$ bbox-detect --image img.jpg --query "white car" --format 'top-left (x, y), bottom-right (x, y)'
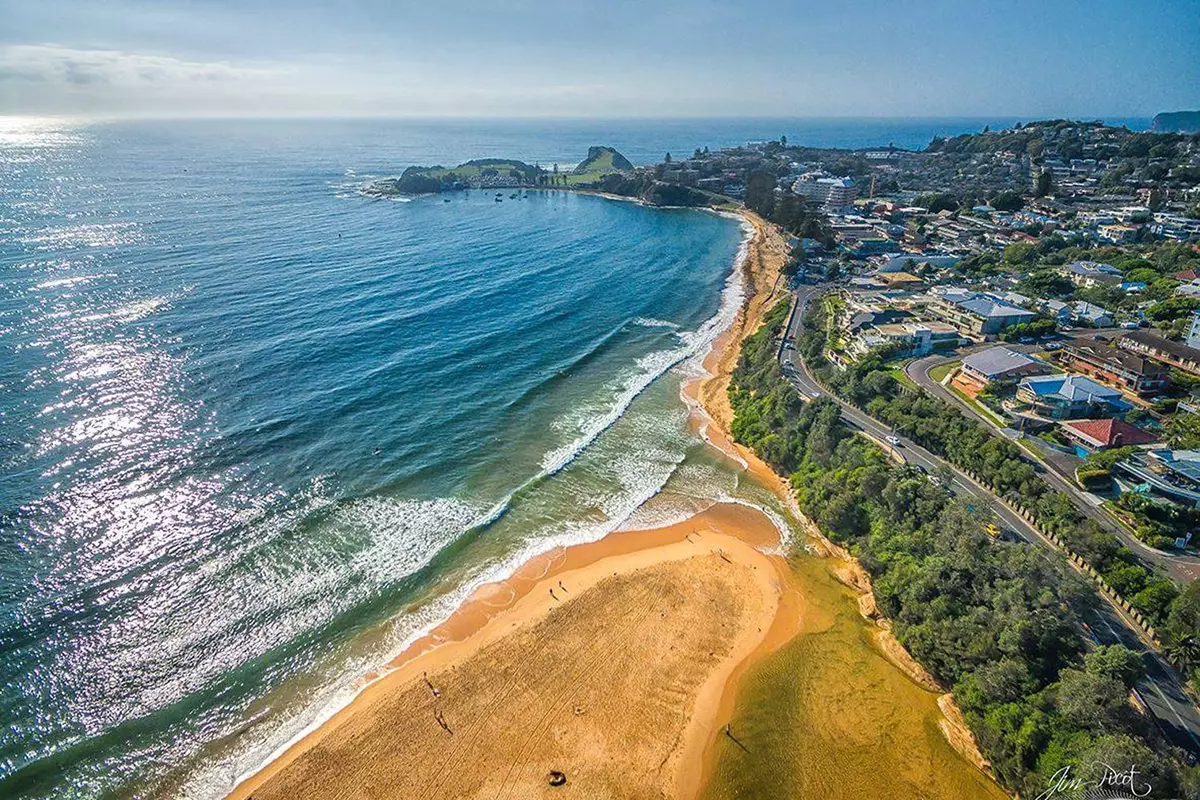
top-left (886, 435), bottom-right (901, 446)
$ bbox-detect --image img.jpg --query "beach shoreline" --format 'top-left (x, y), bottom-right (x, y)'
top-left (224, 202), bottom-right (782, 800)
top-left (223, 203), bottom-right (999, 800)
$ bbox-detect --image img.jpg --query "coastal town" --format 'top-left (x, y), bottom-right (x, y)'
top-left (358, 117), bottom-right (1200, 797)
top-left (380, 120), bottom-right (1200, 554)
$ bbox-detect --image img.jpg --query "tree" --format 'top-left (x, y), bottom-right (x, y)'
top-left (1075, 735), bottom-right (1175, 797)
top-left (1083, 645), bottom-right (1143, 688)
top-left (1054, 668), bottom-right (1129, 733)
top-left (743, 171), bottom-right (777, 218)
top-left (1035, 169), bottom-right (1054, 197)
top-left (1166, 634), bottom-right (1200, 675)
top-left (990, 190), bottom-right (1025, 212)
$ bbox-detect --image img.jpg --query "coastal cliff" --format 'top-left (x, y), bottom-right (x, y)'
top-left (1151, 110), bottom-right (1200, 133)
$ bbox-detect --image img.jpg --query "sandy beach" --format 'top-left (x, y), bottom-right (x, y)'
top-left (227, 208), bottom-right (1002, 800)
top-left (227, 505), bottom-right (790, 800)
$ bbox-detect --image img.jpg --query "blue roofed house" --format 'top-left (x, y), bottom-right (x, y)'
top-left (1016, 374), bottom-right (1130, 419)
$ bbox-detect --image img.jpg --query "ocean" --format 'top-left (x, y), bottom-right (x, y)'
top-left (0, 115), bottom-right (1148, 799)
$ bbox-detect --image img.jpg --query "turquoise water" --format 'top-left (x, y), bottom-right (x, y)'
top-left (1, 116), bottom-right (1144, 798)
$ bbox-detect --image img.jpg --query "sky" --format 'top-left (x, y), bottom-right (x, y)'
top-left (0, 0), bottom-right (1197, 119)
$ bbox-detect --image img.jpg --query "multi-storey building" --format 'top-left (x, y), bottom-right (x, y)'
top-left (1056, 337), bottom-right (1169, 395)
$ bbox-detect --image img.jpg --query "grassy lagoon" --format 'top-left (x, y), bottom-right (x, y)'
top-left (702, 553), bottom-right (1006, 800)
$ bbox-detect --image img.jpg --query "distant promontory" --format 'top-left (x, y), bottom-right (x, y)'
top-left (365, 145), bottom-right (727, 208)
top-left (1151, 110), bottom-right (1200, 133)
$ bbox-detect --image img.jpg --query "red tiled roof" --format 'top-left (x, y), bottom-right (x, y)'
top-left (1174, 269), bottom-right (1200, 281)
top-left (1059, 417), bottom-right (1159, 448)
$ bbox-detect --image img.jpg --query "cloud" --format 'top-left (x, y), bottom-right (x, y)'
top-left (0, 44), bottom-right (296, 114)
top-left (0, 44), bottom-right (280, 88)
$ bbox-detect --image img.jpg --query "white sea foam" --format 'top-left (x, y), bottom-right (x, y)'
top-left (207, 211), bottom-right (758, 800)
top-left (630, 316), bottom-right (681, 330)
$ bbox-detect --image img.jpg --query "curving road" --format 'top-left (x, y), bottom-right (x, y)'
top-left (780, 284), bottom-right (1200, 759)
top-left (904, 353), bottom-right (1200, 583)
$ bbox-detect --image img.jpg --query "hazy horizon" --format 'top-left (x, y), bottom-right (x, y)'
top-left (1, 0), bottom-right (1196, 119)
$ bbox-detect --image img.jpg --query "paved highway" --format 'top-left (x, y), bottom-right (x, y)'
top-left (780, 284), bottom-right (1200, 759)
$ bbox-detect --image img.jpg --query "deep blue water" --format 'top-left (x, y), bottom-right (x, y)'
top-left (0, 116), bottom-right (1147, 798)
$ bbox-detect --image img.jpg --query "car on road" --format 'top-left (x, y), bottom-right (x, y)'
top-left (886, 435), bottom-right (901, 446)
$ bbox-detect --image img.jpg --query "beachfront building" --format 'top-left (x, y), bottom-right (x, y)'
top-left (792, 173), bottom-right (858, 209)
top-left (926, 288), bottom-right (1037, 336)
top-left (959, 346), bottom-right (1051, 386)
top-left (1016, 374), bottom-right (1127, 419)
top-left (1055, 337), bottom-right (1169, 395)
top-left (1058, 417), bottom-right (1159, 457)
top-left (1118, 329), bottom-right (1200, 377)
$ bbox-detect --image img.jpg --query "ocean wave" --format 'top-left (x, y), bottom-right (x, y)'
top-left (629, 316), bottom-right (681, 330)
top-left (197, 209), bottom-right (756, 800)
top-left (539, 226), bottom-right (749, 478)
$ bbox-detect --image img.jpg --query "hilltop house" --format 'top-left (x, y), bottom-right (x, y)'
top-left (926, 288), bottom-right (1036, 336)
top-left (1055, 337), bottom-right (1169, 395)
top-left (960, 346), bottom-right (1052, 385)
top-left (847, 321), bottom-right (960, 360)
top-left (1017, 374), bottom-right (1128, 419)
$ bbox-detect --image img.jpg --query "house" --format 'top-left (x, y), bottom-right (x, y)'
top-left (960, 346), bottom-right (1052, 385)
top-left (1058, 418), bottom-right (1159, 456)
top-left (1118, 329), bottom-right (1200, 377)
top-left (1145, 449), bottom-right (1200, 490)
top-left (878, 253), bottom-right (960, 273)
top-left (876, 271), bottom-right (923, 288)
top-left (1174, 269), bottom-right (1200, 282)
top-left (1017, 374), bottom-right (1128, 419)
top-left (1187, 313), bottom-right (1200, 350)
top-left (926, 288), bottom-right (1037, 336)
top-left (1042, 298), bottom-right (1073, 323)
top-left (847, 321), bottom-right (960, 360)
top-left (1099, 223), bottom-right (1139, 244)
top-left (1071, 301), bottom-right (1114, 328)
top-left (1061, 261), bottom-right (1121, 288)
top-left (1056, 337), bottom-right (1169, 395)
top-left (1150, 214), bottom-right (1200, 241)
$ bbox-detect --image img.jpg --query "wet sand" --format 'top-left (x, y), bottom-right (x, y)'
top-left (226, 207), bottom-right (1004, 800)
top-left (227, 504), bottom-right (789, 800)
